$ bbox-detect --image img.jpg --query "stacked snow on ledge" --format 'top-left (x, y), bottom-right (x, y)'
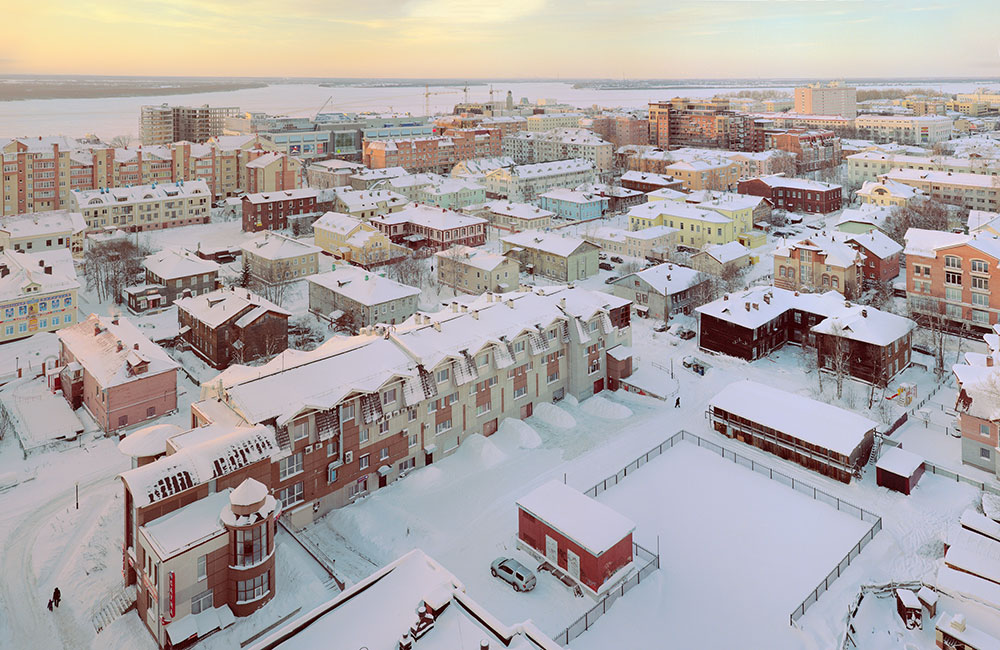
top-left (493, 418), bottom-right (543, 449)
top-left (580, 394), bottom-right (633, 420)
top-left (531, 403), bottom-right (576, 429)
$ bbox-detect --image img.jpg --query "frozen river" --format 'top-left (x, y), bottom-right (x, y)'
top-left (0, 79), bottom-right (995, 141)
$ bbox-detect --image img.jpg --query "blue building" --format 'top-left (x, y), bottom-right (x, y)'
top-left (538, 189), bottom-right (608, 221)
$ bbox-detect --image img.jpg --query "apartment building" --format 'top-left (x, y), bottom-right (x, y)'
top-left (771, 129), bottom-right (842, 173)
top-left (525, 112), bottom-right (584, 131)
top-left (855, 115), bottom-right (953, 145)
top-left (483, 159), bottom-right (596, 202)
top-left (953, 330), bottom-right (1000, 475)
top-left (583, 225), bottom-right (677, 261)
top-left (363, 129), bottom-right (502, 174)
top-left (590, 113), bottom-right (650, 148)
top-left (609, 263), bottom-right (706, 320)
top-left (628, 191), bottom-right (760, 249)
top-left (312, 212), bottom-right (409, 268)
top-left (880, 169), bottom-right (1000, 212)
top-left (308, 266), bottom-right (420, 327)
top-left (0, 209), bottom-right (86, 257)
top-left (845, 230), bottom-right (903, 286)
top-left (690, 241), bottom-right (751, 276)
top-left (856, 179), bottom-right (922, 207)
top-left (320, 187), bottom-right (409, 220)
top-left (501, 128), bottom-right (614, 171)
top-left (957, 88), bottom-right (1000, 108)
top-left (749, 112), bottom-right (856, 135)
top-left (125, 248), bottom-right (221, 314)
top-left (500, 231), bottom-right (600, 281)
top-left (241, 189), bottom-right (319, 232)
top-left (57, 313), bottom-right (179, 433)
top-left (70, 180), bottom-right (211, 232)
top-left (435, 245), bottom-right (519, 295)
top-left (304, 159), bottom-right (365, 189)
top-left (348, 166), bottom-right (410, 190)
top-left (178, 285), bottom-right (632, 525)
top-left (245, 152), bottom-right (300, 194)
top-left (370, 204), bottom-right (488, 252)
top-left (647, 99), bottom-right (769, 151)
top-left (793, 82), bottom-right (857, 118)
top-left (411, 178), bottom-right (486, 209)
top-left (573, 182), bottom-right (646, 214)
top-left (449, 156), bottom-right (517, 182)
top-left (904, 228), bottom-right (1000, 332)
top-left (619, 170), bottom-right (684, 193)
top-left (538, 188), bottom-right (608, 221)
top-left (847, 150), bottom-right (1000, 184)
top-left (140, 104), bottom-right (240, 145)
top-left (241, 233), bottom-right (320, 284)
top-left (663, 189), bottom-right (765, 234)
top-left (738, 176), bottom-right (843, 214)
top-left (470, 200), bottom-right (555, 233)
top-left (0, 248), bottom-right (79, 343)
top-left (774, 233), bottom-right (862, 298)
top-left (177, 287), bottom-right (290, 368)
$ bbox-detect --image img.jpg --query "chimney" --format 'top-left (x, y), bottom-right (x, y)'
top-left (988, 356), bottom-right (994, 367)
top-left (116, 340), bottom-right (123, 352)
top-left (94, 323), bottom-right (101, 336)
top-left (134, 343), bottom-right (140, 350)
top-left (471, 310), bottom-right (479, 320)
top-left (44, 266), bottom-right (52, 275)
top-left (861, 309), bottom-right (867, 318)
top-left (433, 321), bottom-right (441, 332)
top-left (763, 294), bottom-right (770, 304)
top-left (723, 294), bottom-right (728, 301)
top-left (559, 297), bottom-right (566, 309)
top-left (745, 302), bottom-right (751, 311)
top-left (949, 614), bottom-right (967, 633)
top-left (451, 302), bottom-right (458, 313)
top-left (752, 303), bottom-right (759, 310)
top-left (480, 642), bottom-right (490, 650)
top-left (461, 305), bottom-right (468, 313)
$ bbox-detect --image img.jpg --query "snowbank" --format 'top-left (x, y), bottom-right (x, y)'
top-left (580, 395), bottom-right (633, 420)
top-left (493, 418), bottom-right (542, 449)
top-left (531, 403), bottom-right (576, 429)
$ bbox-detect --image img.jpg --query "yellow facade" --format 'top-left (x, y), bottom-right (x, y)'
top-left (629, 204), bottom-right (737, 249)
top-left (314, 214), bottom-right (409, 267)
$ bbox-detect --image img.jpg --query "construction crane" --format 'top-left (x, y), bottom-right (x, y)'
top-left (424, 84), bottom-right (460, 117)
top-left (313, 95), bottom-right (334, 121)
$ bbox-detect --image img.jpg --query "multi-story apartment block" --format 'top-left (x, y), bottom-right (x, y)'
top-left (854, 115), bottom-right (953, 145)
top-left (774, 232), bottom-right (862, 298)
top-left (956, 88), bottom-right (1000, 109)
top-left (904, 228), bottom-right (1000, 332)
top-left (0, 249), bottom-right (79, 343)
top-left (363, 129), bottom-right (502, 174)
top-left (312, 212), bottom-right (410, 268)
top-left (880, 169), bottom-right (1000, 213)
top-left (381, 176), bottom-right (486, 209)
top-left (70, 180), bottom-right (211, 232)
top-left (662, 189), bottom-right (767, 234)
top-left (793, 82), bottom-right (857, 118)
top-left (574, 182), bottom-right (646, 214)
top-left (179, 285), bottom-right (633, 525)
top-left (771, 129), bottom-right (842, 173)
top-left (590, 113), bottom-right (650, 148)
top-left (304, 159), bottom-right (365, 189)
top-left (647, 99), bottom-right (770, 151)
top-left (538, 188), bottom-right (608, 221)
top-left (140, 103), bottom-right (240, 145)
top-left (348, 167), bottom-right (410, 190)
top-left (57, 313), bottom-right (178, 433)
top-left (583, 226), bottom-right (677, 261)
top-left (847, 150), bottom-right (1000, 185)
top-left (241, 233), bottom-right (320, 284)
top-left (244, 152), bottom-right (300, 194)
top-left (370, 204), bottom-right (488, 252)
top-left (500, 231), bottom-right (600, 281)
top-left (241, 188), bottom-right (319, 232)
top-left (501, 128), bottom-right (614, 171)
top-left (690, 241), bottom-right (751, 276)
top-left (483, 159), bottom-right (596, 202)
top-left (435, 245), bottom-right (520, 295)
top-left (308, 266), bottom-right (420, 328)
top-left (125, 248), bottom-right (221, 314)
top-left (953, 330), bottom-right (1000, 476)
top-left (319, 187), bottom-right (409, 221)
top-left (0, 209), bottom-right (86, 257)
top-left (525, 112), bottom-right (585, 131)
top-left (844, 230), bottom-right (903, 286)
top-left (628, 201), bottom-right (738, 249)
top-left (470, 200), bottom-right (555, 233)
top-left (449, 156), bottom-right (516, 182)
top-left (749, 112), bottom-right (856, 135)
top-left (738, 176), bottom-right (843, 214)
top-left (663, 158), bottom-right (741, 192)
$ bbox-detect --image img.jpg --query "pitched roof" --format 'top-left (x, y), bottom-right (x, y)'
top-left (175, 287), bottom-right (290, 329)
top-left (57, 313), bottom-right (178, 387)
top-left (0, 248), bottom-right (79, 301)
top-left (307, 267), bottom-right (419, 306)
top-left (501, 230), bottom-right (596, 257)
top-left (616, 263), bottom-right (704, 296)
top-left (143, 248), bottom-right (220, 280)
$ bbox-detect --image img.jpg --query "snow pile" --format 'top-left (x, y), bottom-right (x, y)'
top-left (493, 418), bottom-right (542, 449)
top-left (562, 394), bottom-right (579, 407)
top-left (984, 493), bottom-right (1000, 523)
top-left (531, 403), bottom-right (576, 429)
top-left (451, 433), bottom-right (506, 468)
top-left (580, 394), bottom-right (633, 419)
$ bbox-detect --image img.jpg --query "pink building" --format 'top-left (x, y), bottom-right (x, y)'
top-left (57, 313), bottom-right (179, 433)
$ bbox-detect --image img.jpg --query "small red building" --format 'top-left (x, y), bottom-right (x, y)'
top-left (844, 230), bottom-right (903, 286)
top-left (737, 175), bottom-right (842, 214)
top-left (516, 480), bottom-right (635, 596)
top-left (876, 447), bottom-right (925, 495)
top-left (241, 188), bottom-right (319, 232)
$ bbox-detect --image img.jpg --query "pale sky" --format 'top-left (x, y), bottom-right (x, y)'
top-left (4, 0), bottom-right (999, 78)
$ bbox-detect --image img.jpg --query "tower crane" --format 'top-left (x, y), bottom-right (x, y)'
top-left (424, 84), bottom-right (460, 117)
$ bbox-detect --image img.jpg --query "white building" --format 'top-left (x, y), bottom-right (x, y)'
top-left (308, 266), bottom-right (420, 327)
top-left (0, 249), bottom-right (79, 343)
top-left (854, 115), bottom-right (953, 145)
top-left (0, 209), bottom-right (87, 258)
top-left (484, 159), bottom-right (596, 202)
top-left (70, 180), bottom-right (212, 232)
top-left (502, 128), bottom-right (613, 171)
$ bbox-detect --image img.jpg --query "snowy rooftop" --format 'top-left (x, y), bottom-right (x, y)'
top-left (241, 232), bottom-right (320, 260)
top-left (645, 187), bottom-right (688, 200)
top-left (0, 209), bottom-right (86, 238)
top-left (72, 180), bottom-right (210, 206)
top-left (970, 209), bottom-right (1000, 233)
top-left (585, 225), bottom-right (676, 244)
top-left (482, 200), bottom-right (555, 221)
top-left (308, 267), bottom-right (419, 306)
top-left (628, 200), bottom-right (730, 224)
top-left (698, 241), bottom-right (749, 264)
top-left (774, 232), bottom-right (860, 268)
top-left (857, 178), bottom-right (921, 199)
top-left (251, 549), bottom-right (561, 650)
top-left (875, 446), bottom-right (924, 477)
top-left (709, 380), bottom-right (877, 456)
top-left (0, 378), bottom-right (84, 451)
top-left (117, 423), bottom-right (184, 458)
top-left (517, 480), bottom-right (635, 556)
top-left (903, 227), bottom-right (973, 257)
top-left (57, 313), bottom-right (178, 388)
top-left (538, 188), bottom-right (606, 204)
top-left (682, 190), bottom-right (765, 212)
top-left (435, 245), bottom-right (511, 272)
top-left (501, 230), bottom-right (596, 257)
top-left (245, 152), bottom-right (284, 168)
top-left (617, 263), bottom-right (703, 296)
top-left (935, 613), bottom-right (1000, 650)
top-left (0, 248), bottom-right (80, 302)
top-left (843, 230), bottom-right (902, 259)
top-left (143, 248), bottom-right (220, 280)
top-left (350, 166), bottom-right (410, 181)
top-left (175, 287), bottom-right (290, 329)
top-left (750, 175), bottom-right (841, 192)
top-left (243, 188), bottom-right (318, 204)
top-left (331, 188), bottom-right (409, 212)
top-left (883, 167), bottom-right (998, 188)
top-left (836, 204), bottom-right (894, 229)
top-left (141, 489), bottom-right (230, 560)
top-left (490, 158), bottom-right (594, 179)
top-left (372, 205), bottom-right (488, 231)
top-left (312, 211), bottom-right (366, 236)
top-left (620, 170), bottom-right (679, 186)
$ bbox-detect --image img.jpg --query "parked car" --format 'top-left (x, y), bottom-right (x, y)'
top-left (677, 328), bottom-right (696, 340)
top-left (610, 255), bottom-right (624, 263)
top-left (599, 262), bottom-right (614, 271)
top-left (491, 558), bottom-right (536, 592)
top-left (654, 321), bottom-right (669, 332)
top-left (598, 253), bottom-right (608, 260)
top-left (604, 275), bottom-right (619, 285)
top-left (676, 245), bottom-right (698, 255)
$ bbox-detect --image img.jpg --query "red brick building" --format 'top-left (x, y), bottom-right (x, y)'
top-left (516, 479), bottom-right (635, 596)
top-left (647, 99), bottom-right (769, 151)
top-left (370, 204), bottom-right (488, 252)
top-left (619, 170), bottom-right (685, 193)
top-left (770, 129), bottom-right (842, 173)
top-left (241, 189), bottom-right (319, 232)
top-left (363, 129), bottom-right (501, 174)
top-left (844, 230), bottom-right (903, 287)
top-left (738, 175), bottom-right (842, 213)
top-left (590, 114), bottom-right (650, 148)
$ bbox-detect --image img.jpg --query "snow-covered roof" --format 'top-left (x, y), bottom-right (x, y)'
top-left (482, 200), bottom-right (555, 221)
top-left (697, 241), bottom-right (749, 264)
top-left (883, 167), bottom-right (998, 188)
top-left (0, 209), bottom-right (86, 238)
top-left (903, 227), bottom-right (971, 257)
top-left (645, 187), bottom-right (688, 201)
top-left (350, 166), bottom-right (409, 182)
top-left (57, 313), bottom-right (178, 388)
top-left (175, 287), bottom-right (290, 329)
top-left (934, 612), bottom-right (1000, 650)
top-left (372, 205), bottom-right (487, 231)
top-left (538, 188), bottom-right (607, 204)
top-left (241, 232), bottom-right (320, 260)
top-left (682, 190), bottom-right (765, 212)
top-left (143, 248), bottom-right (220, 280)
top-left (0, 248), bottom-right (80, 302)
top-left (616, 263), bottom-right (704, 296)
top-left (118, 423), bottom-right (184, 458)
top-left (517, 480), bottom-right (635, 556)
top-left (249, 548), bottom-right (562, 650)
top-left (245, 152), bottom-right (284, 168)
top-left (843, 230), bottom-right (903, 260)
top-left (749, 175), bottom-right (842, 192)
top-left (490, 158), bottom-right (594, 179)
top-left (230, 477), bottom-right (268, 508)
top-left (243, 188), bottom-right (318, 204)
top-left (857, 179), bottom-right (920, 200)
top-left (0, 377), bottom-right (84, 450)
top-left (435, 245), bottom-right (511, 272)
top-left (72, 180), bottom-right (210, 207)
top-left (774, 232), bottom-right (860, 268)
top-left (962, 509), bottom-right (1000, 545)
top-left (970, 209), bottom-right (1000, 233)
top-left (584, 226), bottom-right (676, 245)
top-left (501, 230), bottom-right (596, 257)
top-left (141, 489), bottom-right (230, 560)
top-left (620, 170), bottom-right (679, 186)
top-left (710, 380), bottom-right (877, 456)
top-left (836, 204), bottom-right (894, 230)
top-left (628, 200), bottom-right (730, 224)
top-left (313, 211), bottom-right (366, 236)
top-left (875, 447), bottom-right (924, 477)
top-left (308, 267), bottom-right (419, 306)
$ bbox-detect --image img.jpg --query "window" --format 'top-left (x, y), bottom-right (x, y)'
top-left (589, 359), bottom-right (600, 374)
top-left (945, 255), bottom-right (962, 269)
top-left (191, 589), bottom-right (213, 615)
top-left (547, 370), bottom-right (560, 383)
top-left (437, 367), bottom-right (450, 383)
top-left (146, 406), bottom-right (156, 417)
top-left (197, 555), bottom-right (207, 581)
top-left (408, 433), bottom-right (418, 448)
top-left (379, 447), bottom-right (389, 461)
top-left (341, 403), bottom-right (355, 421)
top-left (237, 572), bottom-right (269, 603)
top-left (477, 401), bottom-right (492, 416)
top-left (945, 271), bottom-right (962, 285)
top-left (945, 287), bottom-right (962, 301)
top-left (279, 452), bottom-right (303, 480)
top-left (972, 259), bottom-right (989, 273)
top-left (513, 340), bottom-right (525, 354)
top-left (972, 292), bottom-right (989, 306)
top-left (349, 476), bottom-right (368, 497)
top-left (277, 482), bottom-right (303, 508)
top-left (359, 428), bottom-right (369, 444)
top-left (382, 389), bottom-right (396, 405)
top-left (292, 419), bottom-right (309, 441)
top-left (513, 386), bottom-right (527, 399)
top-left (327, 464), bottom-right (337, 483)
top-left (972, 276), bottom-right (989, 291)
top-left (399, 457), bottom-right (416, 473)
top-left (378, 419), bottom-right (389, 435)
top-left (982, 447), bottom-right (992, 460)
top-left (407, 407), bottom-right (417, 421)
top-left (435, 419), bottom-right (452, 434)
top-left (946, 303), bottom-right (963, 319)
top-left (235, 523), bottom-right (268, 567)
top-left (980, 423), bottom-right (991, 437)
top-left (478, 354), bottom-right (489, 366)
top-left (973, 309), bottom-right (990, 324)
top-left (359, 454), bottom-right (370, 470)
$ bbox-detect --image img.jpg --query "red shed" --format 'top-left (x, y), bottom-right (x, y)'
top-left (516, 480), bottom-right (635, 596)
top-left (876, 447), bottom-right (925, 495)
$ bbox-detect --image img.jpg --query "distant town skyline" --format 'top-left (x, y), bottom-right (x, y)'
top-left (4, 0), bottom-right (999, 78)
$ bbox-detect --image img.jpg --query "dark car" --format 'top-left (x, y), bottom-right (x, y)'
top-left (610, 255), bottom-right (624, 263)
top-left (677, 328), bottom-right (696, 340)
top-left (491, 558), bottom-right (536, 592)
top-left (604, 275), bottom-right (619, 285)
top-left (599, 262), bottom-right (614, 271)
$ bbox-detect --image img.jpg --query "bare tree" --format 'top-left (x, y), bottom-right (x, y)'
top-left (884, 198), bottom-right (950, 245)
top-left (909, 295), bottom-right (947, 377)
top-left (437, 246), bottom-right (467, 296)
top-left (250, 261), bottom-right (291, 306)
top-left (820, 325), bottom-right (851, 399)
top-left (83, 238), bottom-right (149, 304)
top-left (0, 403), bottom-right (12, 441)
top-left (109, 134), bottom-right (134, 149)
top-left (383, 256), bottom-right (429, 288)
top-left (770, 151), bottom-right (798, 177)
top-left (333, 311), bottom-right (360, 335)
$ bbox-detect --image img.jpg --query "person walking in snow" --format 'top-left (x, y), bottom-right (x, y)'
top-left (47, 599), bottom-right (53, 612)
top-left (52, 587), bottom-right (61, 608)
top-left (674, 396), bottom-right (681, 408)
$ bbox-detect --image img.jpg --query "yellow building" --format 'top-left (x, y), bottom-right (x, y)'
top-left (241, 233), bottom-right (320, 284)
top-left (0, 209), bottom-right (87, 258)
top-left (70, 180), bottom-right (211, 232)
top-left (663, 158), bottom-right (740, 192)
top-left (313, 212), bottom-right (409, 267)
top-left (627, 201), bottom-right (738, 249)
top-left (856, 179), bottom-right (921, 207)
top-left (0, 249), bottom-right (79, 343)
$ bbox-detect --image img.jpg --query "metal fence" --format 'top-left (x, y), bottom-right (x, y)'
top-left (581, 429), bottom-right (883, 628)
top-left (552, 542), bottom-right (660, 646)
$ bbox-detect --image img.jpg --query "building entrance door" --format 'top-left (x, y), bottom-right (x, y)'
top-left (566, 549), bottom-right (581, 580)
top-left (545, 535), bottom-right (558, 564)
